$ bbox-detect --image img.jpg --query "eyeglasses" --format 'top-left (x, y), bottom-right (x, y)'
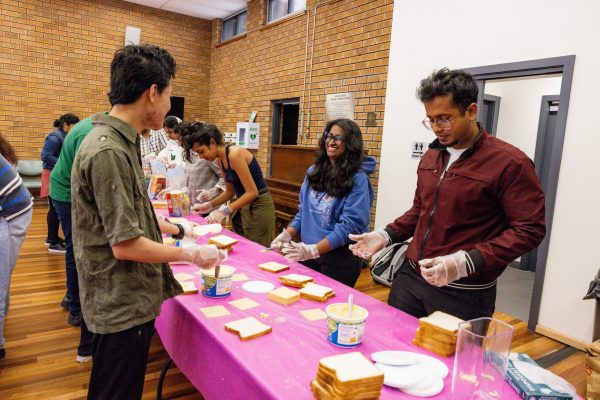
top-left (421, 117), bottom-right (456, 131)
top-left (323, 132), bottom-right (344, 144)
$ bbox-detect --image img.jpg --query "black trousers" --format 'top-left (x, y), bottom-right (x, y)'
top-left (301, 245), bottom-right (363, 288)
top-left (46, 198), bottom-right (61, 244)
top-left (387, 261), bottom-right (497, 321)
top-left (88, 319), bottom-right (155, 400)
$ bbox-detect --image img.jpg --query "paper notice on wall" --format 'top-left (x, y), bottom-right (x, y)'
top-left (325, 93), bottom-right (355, 121)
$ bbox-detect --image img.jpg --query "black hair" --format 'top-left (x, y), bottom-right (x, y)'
top-left (179, 122), bottom-right (224, 162)
top-left (53, 113), bottom-right (80, 131)
top-left (417, 68), bottom-right (478, 112)
top-left (308, 118), bottom-right (364, 198)
top-left (108, 44), bottom-right (177, 106)
top-left (163, 116), bottom-right (180, 129)
top-left (0, 134), bottom-right (18, 165)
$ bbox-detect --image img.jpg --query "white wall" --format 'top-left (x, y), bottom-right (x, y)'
top-left (485, 75), bottom-right (562, 159)
top-left (378, 0), bottom-right (600, 343)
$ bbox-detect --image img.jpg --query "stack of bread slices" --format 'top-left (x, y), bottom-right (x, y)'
top-left (299, 283), bottom-right (335, 302)
top-left (413, 311), bottom-right (464, 357)
top-left (311, 352), bottom-right (384, 399)
top-left (278, 273), bottom-right (314, 288)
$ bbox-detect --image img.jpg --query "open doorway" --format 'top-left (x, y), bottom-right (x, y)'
top-left (466, 56), bottom-right (575, 330)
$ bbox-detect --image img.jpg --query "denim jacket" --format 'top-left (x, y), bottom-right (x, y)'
top-left (41, 128), bottom-right (66, 170)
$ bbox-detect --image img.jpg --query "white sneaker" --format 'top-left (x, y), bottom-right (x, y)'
top-left (76, 354), bottom-right (92, 363)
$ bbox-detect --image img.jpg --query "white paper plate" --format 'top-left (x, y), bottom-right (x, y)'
top-left (242, 281), bottom-right (275, 293)
top-left (371, 350), bottom-right (419, 366)
top-left (415, 354), bottom-right (449, 379)
top-left (375, 362), bottom-right (427, 389)
top-left (401, 376), bottom-right (444, 397)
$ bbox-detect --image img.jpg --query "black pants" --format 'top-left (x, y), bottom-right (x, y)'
top-left (46, 198), bottom-right (61, 244)
top-left (301, 245), bottom-right (363, 288)
top-left (88, 319), bottom-right (155, 400)
top-left (387, 261), bottom-right (497, 321)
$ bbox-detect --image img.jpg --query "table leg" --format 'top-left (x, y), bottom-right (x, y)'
top-left (157, 357), bottom-right (173, 400)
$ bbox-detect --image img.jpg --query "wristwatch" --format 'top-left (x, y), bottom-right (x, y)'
top-left (171, 223), bottom-right (185, 240)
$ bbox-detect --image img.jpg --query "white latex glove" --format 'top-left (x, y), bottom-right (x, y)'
top-left (182, 244), bottom-right (227, 269)
top-left (192, 201), bottom-right (213, 214)
top-left (270, 229), bottom-right (292, 252)
top-left (281, 241), bottom-right (319, 262)
top-left (419, 250), bottom-right (469, 287)
top-left (196, 187), bottom-right (221, 203)
top-left (143, 153), bottom-right (157, 161)
top-left (206, 206), bottom-right (232, 224)
top-left (179, 221), bottom-right (197, 239)
top-left (348, 229), bottom-right (390, 259)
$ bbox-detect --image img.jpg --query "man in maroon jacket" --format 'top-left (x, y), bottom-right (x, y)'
top-left (350, 68), bottom-right (546, 320)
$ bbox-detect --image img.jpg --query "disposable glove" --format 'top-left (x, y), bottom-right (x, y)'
top-left (192, 201), bottom-right (213, 214)
top-left (206, 206), bottom-right (232, 224)
top-left (348, 229), bottom-right (390, 259)
top-left (281, 241), bottom-right (319, 262)
top-left (419, 250), bottom-right (469, 287)
top-left (182, 244), bottom-right (227, 270)
top-left (270, 229), bottom-right (292, 252)
top-left (196, 187), bottom-right (221, 203)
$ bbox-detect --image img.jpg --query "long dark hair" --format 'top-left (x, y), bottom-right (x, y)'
top-left (308, 118), bottom-right (364, 198)
top-left (0, 134), bottom-right (18, 165)
top-left (178, 121), bottom-right (224, 162)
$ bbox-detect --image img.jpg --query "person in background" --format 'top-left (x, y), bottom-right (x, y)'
top-left (175, 122), bottom-right (224, 208)
top-left (140, 126), bottom-right (168, 175)
top-left (41, 113), bottom-right (79, 254)
top-left (349, 68), bottom-right (546, 320)
top-left (180, 122), bottom-right (275, 247)
top-left (0, 134), bottom-right (33, 360)
top-left (156, 116), bottom-right (184, 167)
top-left (49, 115), bottom-right (98, 362)
top-left (71, 44), bottom-right (226, 400)
top-left (270, 119), bottom-right (375, 287)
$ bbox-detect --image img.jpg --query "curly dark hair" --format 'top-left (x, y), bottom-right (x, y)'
top-left (178, 121), bottom-right (223, 162)
top-left (417, 68), bottom-right (478, 112)
top-left (308, 118), bottom-right (364, 198)
top-left (52, 113), bottom-right (80, 130)
top-left (0, 134), bottom-right (18, 165)
top-left (108, 44), bottom-right (177, 106)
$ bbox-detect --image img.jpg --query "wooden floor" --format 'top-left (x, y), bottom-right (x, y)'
top-left (0, 206), bottom-right (587, 399)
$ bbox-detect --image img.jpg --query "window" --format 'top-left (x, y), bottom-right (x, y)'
top-left (267, 0), bottom-right (306, 23)
top-left (221, 10), bottom-right (247, 42)
top-left (272, 99), bottom-right (300, 145)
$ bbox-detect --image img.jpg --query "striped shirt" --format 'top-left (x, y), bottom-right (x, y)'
top-left (0, 154), bottom-right (33, 221)
top-left (140, 129), bottom-right (168, 172)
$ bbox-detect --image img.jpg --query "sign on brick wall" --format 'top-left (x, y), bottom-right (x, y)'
top-left (325, 93), bottom-right (355, 121)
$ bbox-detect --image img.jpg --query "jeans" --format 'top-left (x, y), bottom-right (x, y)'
top-left (47, 197), bottom-right (61, 244)
top-left (51, 198), bottom-right (80, 314)
top-left (0, 209), bottom-right (33, 348)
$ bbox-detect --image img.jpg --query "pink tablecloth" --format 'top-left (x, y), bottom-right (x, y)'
top-left (155, 213), bottom-right (522, 400)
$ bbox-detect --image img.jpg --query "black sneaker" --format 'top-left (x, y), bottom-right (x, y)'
top-left (0, 348), bottom-right (5, 359)
top-left (45, 238), bottom-right (65, 247)
top-left (60, 293), bottom-right (70, 310)
top-left (68, 312), bottom-right (82, 326)
top-left (44, 238), bottom-right (51, 247)
top-left (48, 243), bottom-right (67, 254)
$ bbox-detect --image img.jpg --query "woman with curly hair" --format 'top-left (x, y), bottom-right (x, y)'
top-left (271, 118), bottom-right (376, 287)
top-left (180, 122), bottom-right (275, 247)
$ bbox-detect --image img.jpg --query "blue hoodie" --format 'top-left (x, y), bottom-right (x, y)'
top-left (290, 156), bottom-right (376, 250)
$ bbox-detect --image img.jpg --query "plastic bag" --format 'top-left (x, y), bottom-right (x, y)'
top-left (166, 164), bottom-right (186, 191)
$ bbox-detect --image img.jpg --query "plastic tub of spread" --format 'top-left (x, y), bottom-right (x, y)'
top-left (326, 303), bottom-right (369, 348)
top-left (200, 265), bottom-right (235, 298)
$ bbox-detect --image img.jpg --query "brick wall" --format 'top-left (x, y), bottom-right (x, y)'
top-left (0, 0), bottom-right (212, 160)
top-left (208, 0), bottom-right (394, 219)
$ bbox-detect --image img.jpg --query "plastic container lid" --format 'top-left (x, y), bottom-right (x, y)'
top-left (200, 265), bottom-right (235, 278)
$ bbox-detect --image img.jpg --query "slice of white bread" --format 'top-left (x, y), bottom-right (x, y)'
top-left (319, 352), bottom-right (384, 384)
top-left (419, 311), bottom-right (464, 335)
top-left (208, 234), bottom-right (238, 249)
top-left (258, 261), bottom-right (290, 273)
top-left (179, 281), bottom-right (198, 294)
top-left (299, 283), bottom-right (334, 301)
top-left (224, 317), bottom-right (272, 341)
top-left (279, 273), bottom-right (314, 287)
top-left (268, 286), bottom-right (300, 305)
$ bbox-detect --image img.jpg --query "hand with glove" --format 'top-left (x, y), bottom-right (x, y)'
top-left (281, 241), bottom-right (319, 262)
top-left (181, 244), bottom-right (227, 270)
top-left (419, 250), bottom-right (469, 287)
top-left (270, 229), bottom-right (292, 252)
top-left (192, 201), bottom-right (213, 214)
top-left (348, 229), bottom-right (390, 259)
top-left (196, 187), bottom-right (221, 203)
top-left (206, 206), bottom-right (232, 224)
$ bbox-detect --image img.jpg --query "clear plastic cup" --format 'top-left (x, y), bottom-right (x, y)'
top-left (451, 317), bottom-right (514, 399)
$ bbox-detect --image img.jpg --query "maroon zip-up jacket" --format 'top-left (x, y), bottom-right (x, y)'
top-left (385, 128), bottom-right (546, 290)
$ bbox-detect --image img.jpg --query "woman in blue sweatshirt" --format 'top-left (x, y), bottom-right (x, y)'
top-left (271, 118), bottom-right (375, 287)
